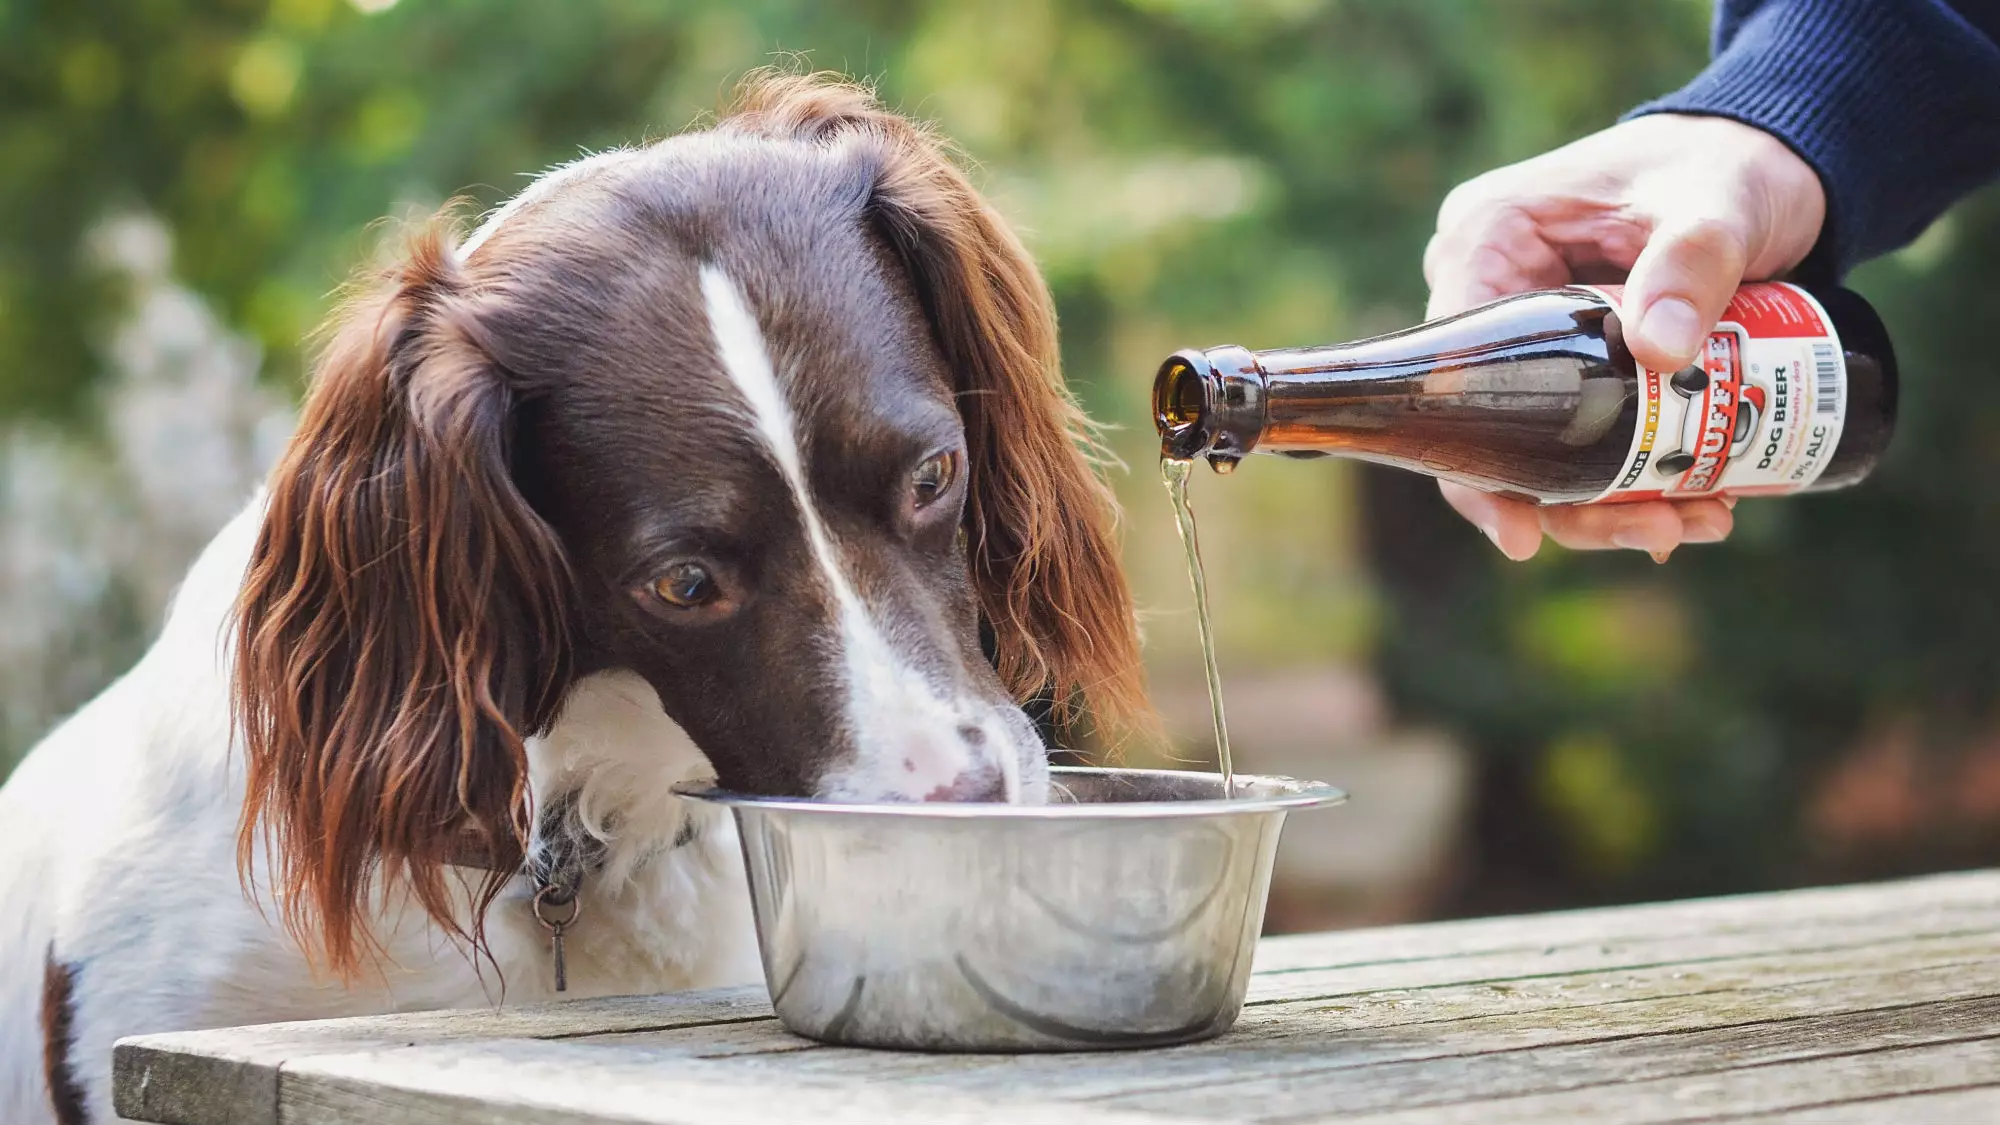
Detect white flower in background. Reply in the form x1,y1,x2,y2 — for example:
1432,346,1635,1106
0,214,295,773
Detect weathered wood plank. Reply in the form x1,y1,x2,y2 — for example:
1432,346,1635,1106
1241,930,2000,1031
113,987,771,1125
1251,870,2000,974
581,1020,815,1058
1726,1084,2000,1122
588,927,2000,1080
276,1039,1201,1125
274,968,2000,1124
107,871,2000,1125
1245,902,2000,1005
613,911,2000,1087
1303,1037,2000,1125
680,932,2000,1089
1107,997,2000,1120
135,889,2000,1124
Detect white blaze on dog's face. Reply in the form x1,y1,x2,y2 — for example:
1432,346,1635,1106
695,264,1037,802
465,133,1057,803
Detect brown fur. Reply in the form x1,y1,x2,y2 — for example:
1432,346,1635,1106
40,948,85,1125
232,71,1150,980
232,229,574,976
721,73,1149,740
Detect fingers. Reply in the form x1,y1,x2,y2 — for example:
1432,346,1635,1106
1675,498,1735,542
1439,482,1544,560
1443,482,1737,562
1539,501,1685,555
1422,236,1506,321
1620,215,1749,373
1424,193,1573,321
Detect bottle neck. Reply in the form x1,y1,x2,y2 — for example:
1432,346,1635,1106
1154,346,1268,462
1155,330,1469,462
1152,289,1635,500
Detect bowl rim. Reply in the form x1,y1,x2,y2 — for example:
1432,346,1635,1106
671,765,1347,819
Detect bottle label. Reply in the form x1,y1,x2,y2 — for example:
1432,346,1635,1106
1583,282,1846,504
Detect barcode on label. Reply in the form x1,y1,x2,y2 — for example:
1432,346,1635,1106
1813,343,1840,415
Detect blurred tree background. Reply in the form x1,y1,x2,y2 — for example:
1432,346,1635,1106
3,0,1996,921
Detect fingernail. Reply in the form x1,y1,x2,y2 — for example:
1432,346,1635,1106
1650,549,1673,565
1611,529,1656,552
1681,513,1728,543
1720,495,1739,510
1478,521,1538,562
1637,297,1703,366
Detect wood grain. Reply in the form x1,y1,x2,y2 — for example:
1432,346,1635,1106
276,1039,1207,1125
1314,1037,2000,1125
1247,869,2000,974
1243,898,2000,1003
1110,997,2000,1119
673,927,2000,1089
109,870,2000,1125
728,956,2000,1100
112,987,772,1125
1725,1084,2000,1122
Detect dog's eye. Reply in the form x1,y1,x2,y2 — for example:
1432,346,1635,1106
911,451,960,509
652,562,716,608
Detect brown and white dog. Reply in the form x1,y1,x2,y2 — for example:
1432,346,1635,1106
0,73,1147,1125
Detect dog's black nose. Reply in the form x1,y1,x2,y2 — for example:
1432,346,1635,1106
922,762,1007,802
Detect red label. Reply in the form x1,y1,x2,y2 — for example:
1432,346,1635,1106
1678,329,1745,493
1584,283,1826,339
1719,285,1828,338
1581,282,1846,504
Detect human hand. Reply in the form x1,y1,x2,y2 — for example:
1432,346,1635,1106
1423,113,1826,561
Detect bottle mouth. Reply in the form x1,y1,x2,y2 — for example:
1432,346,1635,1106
1153,352,1215,460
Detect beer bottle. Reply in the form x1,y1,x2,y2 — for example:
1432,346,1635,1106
1154,283,1896,504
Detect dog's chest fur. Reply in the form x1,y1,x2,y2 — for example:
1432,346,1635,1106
0,501,760,1125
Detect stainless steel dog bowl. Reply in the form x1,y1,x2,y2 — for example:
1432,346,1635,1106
674,767,1346,1052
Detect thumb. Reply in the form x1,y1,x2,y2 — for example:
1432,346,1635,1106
1620,216,1749,373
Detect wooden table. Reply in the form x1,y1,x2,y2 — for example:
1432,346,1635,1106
115,869,2000,1125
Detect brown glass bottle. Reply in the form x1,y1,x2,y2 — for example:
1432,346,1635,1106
1154,285,1896,504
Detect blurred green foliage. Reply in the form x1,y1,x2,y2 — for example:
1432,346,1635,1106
3,0,1996,911
0,0,1707,420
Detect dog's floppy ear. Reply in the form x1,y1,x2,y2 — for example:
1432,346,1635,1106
726,72,1152,745
233,222,573,977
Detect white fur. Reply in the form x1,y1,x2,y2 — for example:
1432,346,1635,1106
697,265,1027,803
0,496,762,1125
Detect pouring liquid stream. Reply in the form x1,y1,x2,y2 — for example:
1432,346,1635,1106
1161,456,1235,798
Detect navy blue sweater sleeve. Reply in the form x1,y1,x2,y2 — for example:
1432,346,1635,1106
1626,0,2000,279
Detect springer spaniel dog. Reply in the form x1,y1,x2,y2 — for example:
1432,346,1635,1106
0,73,1148,1125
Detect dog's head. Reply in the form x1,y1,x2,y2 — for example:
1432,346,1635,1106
232,73,1148,973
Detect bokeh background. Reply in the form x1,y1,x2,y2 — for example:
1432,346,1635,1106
5,0,1998,932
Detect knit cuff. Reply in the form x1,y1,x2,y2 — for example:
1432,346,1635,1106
1624,0,2000,278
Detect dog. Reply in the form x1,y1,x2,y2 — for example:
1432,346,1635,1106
0,72,1149,1124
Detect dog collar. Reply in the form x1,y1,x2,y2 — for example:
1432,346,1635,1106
440,794,605,992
